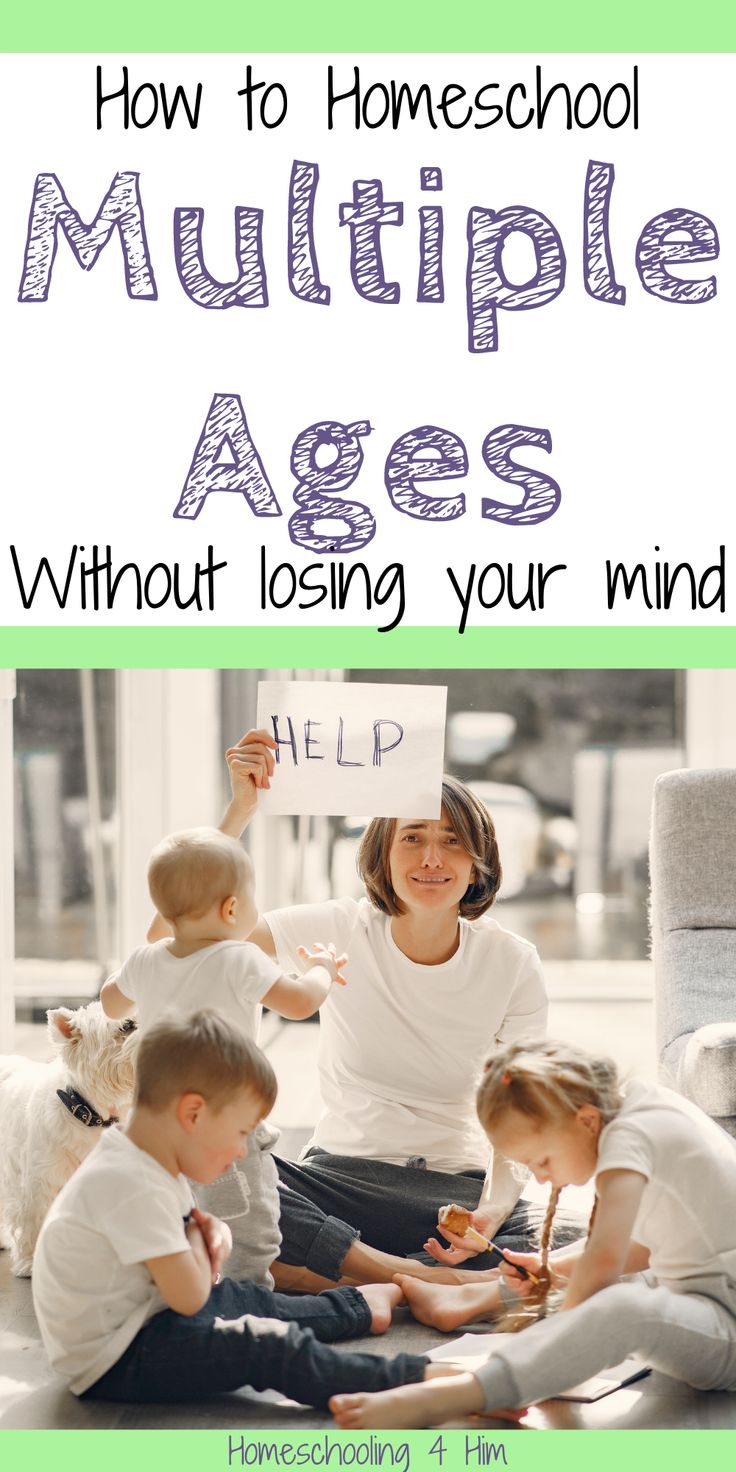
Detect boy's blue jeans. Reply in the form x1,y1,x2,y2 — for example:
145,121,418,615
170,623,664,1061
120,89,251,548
83,1280,427,1407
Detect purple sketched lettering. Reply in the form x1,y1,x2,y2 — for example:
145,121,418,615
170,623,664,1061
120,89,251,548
466,204,565,352
418,208,444,303
18,172,156,302
174,394,281,520
372,720,404,766
385,426,468,521
481,424,561,526
337,716,364,767
339,180,403,303
288,420,375,553
289,161,330,305
635,209,718,303
304,720,324,759
418,167,444,303
271,716,297,765
584,161,625,305
175,207,267,307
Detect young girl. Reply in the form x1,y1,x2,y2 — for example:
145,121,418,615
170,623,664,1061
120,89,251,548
330,1038,736,1428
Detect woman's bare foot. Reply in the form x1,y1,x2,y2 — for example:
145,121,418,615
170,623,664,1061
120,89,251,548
396,1273,501,1330
356,1281,404,1333
338,1239,504,1287
330,1370,484,1429
394,1259,501,1286
339,1240,429,1284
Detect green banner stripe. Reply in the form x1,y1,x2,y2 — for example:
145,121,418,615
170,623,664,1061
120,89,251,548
1,0,735,51
3,1428,736,1468
0,626,733,668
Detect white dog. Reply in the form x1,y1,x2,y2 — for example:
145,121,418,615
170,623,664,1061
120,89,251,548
0,1001,138,1276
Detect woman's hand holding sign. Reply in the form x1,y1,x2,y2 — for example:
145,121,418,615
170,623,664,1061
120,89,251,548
226,728,278,813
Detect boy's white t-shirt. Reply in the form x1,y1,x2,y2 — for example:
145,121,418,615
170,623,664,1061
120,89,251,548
264,895,547,1173
597,1079,736,1291
117,938,282,1039
33,1128,194,1395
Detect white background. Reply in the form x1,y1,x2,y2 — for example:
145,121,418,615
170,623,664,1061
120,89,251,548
0,54,733,628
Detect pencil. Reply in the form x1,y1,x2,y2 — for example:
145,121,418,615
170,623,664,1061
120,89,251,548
461,1224,539,1284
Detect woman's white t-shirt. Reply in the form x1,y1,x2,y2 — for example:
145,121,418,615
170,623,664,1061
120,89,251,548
265,896,547,1173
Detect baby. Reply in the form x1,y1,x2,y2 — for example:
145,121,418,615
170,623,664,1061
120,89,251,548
102,826,345,1286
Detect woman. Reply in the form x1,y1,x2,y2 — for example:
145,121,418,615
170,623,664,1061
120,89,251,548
219,729,580,1290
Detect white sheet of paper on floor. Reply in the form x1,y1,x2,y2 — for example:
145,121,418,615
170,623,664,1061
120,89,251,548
255,680,447,817
427,1332,650,1403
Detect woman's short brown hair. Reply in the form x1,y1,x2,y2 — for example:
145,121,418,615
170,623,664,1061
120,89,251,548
357,774,502,920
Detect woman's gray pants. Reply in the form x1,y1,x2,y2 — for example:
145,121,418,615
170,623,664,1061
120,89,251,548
276,1147,584,1280
475,1278,736,1408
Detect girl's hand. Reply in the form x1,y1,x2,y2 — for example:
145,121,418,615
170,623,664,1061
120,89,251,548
500,1249,558,1298
191,1208,232,1283
225,729,277,812
297,941,348,987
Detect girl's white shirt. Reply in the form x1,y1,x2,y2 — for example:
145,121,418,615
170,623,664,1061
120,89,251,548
597,1079,736,1299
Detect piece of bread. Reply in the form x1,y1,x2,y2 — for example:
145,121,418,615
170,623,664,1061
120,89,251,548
437,1204,490,1250
438,1203,472,1236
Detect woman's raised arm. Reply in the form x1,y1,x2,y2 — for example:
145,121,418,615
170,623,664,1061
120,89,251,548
222,728,278,836
147,729,279,945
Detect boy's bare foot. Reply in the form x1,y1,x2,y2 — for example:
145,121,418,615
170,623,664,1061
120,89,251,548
396,1273,501,1331
356,1281,404,1333
330,1386,430,1430
330,1370,484,1429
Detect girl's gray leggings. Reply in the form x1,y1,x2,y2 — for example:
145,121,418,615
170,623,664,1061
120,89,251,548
475,1279,736,1410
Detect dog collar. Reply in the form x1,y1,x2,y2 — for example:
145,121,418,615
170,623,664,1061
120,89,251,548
56,1087,118,1129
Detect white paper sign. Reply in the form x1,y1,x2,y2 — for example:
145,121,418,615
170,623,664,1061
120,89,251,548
255,681,447,817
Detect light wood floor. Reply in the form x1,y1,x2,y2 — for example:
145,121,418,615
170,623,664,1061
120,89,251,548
2,1000,735,1429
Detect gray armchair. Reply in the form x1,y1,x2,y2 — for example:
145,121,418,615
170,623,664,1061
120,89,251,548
650,768,736,1138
